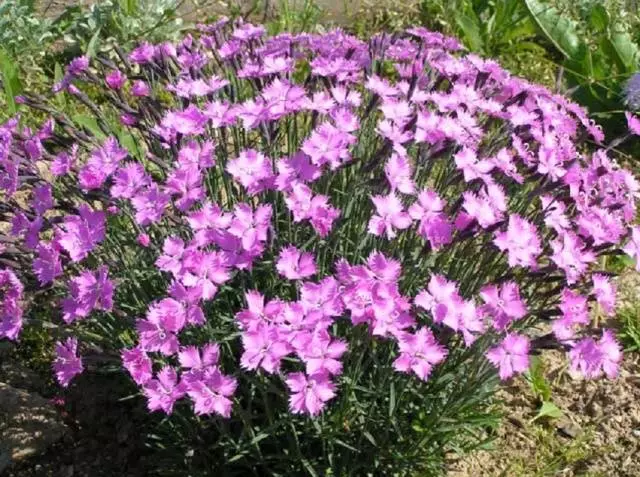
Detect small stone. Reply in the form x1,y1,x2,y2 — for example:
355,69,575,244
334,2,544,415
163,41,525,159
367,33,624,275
556,418,582,438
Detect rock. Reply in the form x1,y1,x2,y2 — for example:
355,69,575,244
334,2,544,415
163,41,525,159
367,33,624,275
556,418,582,439
0,382,67,464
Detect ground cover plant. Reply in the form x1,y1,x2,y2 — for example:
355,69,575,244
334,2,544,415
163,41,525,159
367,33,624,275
2,16,640,476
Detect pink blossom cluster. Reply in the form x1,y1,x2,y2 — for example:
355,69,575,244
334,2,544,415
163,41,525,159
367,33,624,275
1,19,638,420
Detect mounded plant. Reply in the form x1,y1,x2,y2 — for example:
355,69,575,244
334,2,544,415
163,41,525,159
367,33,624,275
2,18,640,475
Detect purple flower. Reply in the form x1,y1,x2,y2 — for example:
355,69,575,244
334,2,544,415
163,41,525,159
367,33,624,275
137,298,186,356
486,333,530,380
165,165,205,211
51,146,78,177
105,70,126,90
53,337,83,387
285,371,336,416
143,366,185,414
393,327,447,381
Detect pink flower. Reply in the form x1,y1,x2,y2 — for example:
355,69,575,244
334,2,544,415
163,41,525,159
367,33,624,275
105,70,126,90
493,215,542,269
625,111,640,136
143,366,185,414
276,246,317,280
550,232,596,284
569,330,622,379
226,149,275,195
57,205,106,262
302,123,354,170
33,242,62,285
393,327,447,381
454,147,493,183
298,329,347,376
179,343,220,371
623,226,640,271
385,153,415,194
462,183,507,229
137,298,187,356
184,368,237,417
156,237,186,277
53,337,83,387
240,324,290,373
137,233,151,247
62,266,114,323
161,105,208,136
131,80,150,97
165,165,204,211
368,193,412,239
486,333,530,380
479,282,528,330
409,189,452,249
122,347,153,385
0,269,24,341
592,274,616,316
131,185,170,226
553,288,590,340
110,163,149,199
285,372,336,416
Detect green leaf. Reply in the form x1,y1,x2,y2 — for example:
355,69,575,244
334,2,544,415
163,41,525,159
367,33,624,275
73,114,107,139
606,29,639,72
531,401,563,422
588,4,609,32
0,48,22,115
455,13,484,53
525,356,551,402
86,27,102,57
54,62,67,109
523,0,581,58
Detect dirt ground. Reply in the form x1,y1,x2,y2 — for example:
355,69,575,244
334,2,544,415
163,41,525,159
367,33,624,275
449,350,640,477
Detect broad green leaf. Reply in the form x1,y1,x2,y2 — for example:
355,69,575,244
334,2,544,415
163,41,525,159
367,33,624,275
588,4,609,32
531,401,563,422
523,0,580,58
0,48,22,115
73,114,107,139
606,29,639,73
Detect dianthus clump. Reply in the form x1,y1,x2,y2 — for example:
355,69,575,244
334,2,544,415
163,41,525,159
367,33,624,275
1,17,639,474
